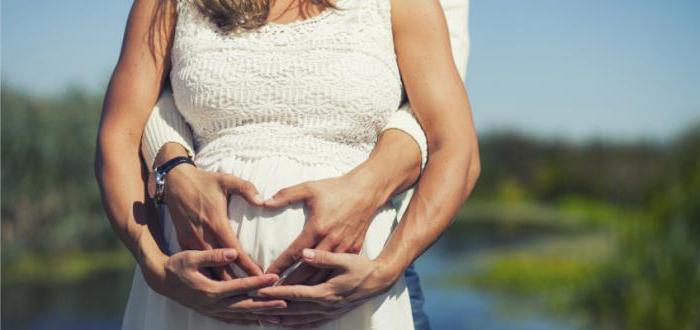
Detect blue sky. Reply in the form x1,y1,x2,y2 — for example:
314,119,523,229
2,0,699,141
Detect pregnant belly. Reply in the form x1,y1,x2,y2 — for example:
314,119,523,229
161,155,397,275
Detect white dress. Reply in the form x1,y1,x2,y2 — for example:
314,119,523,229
122,0,414,329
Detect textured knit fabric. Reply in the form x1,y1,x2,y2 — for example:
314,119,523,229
124,0,414,329
137,1,471,329
139,0,471,227
141,88,195,167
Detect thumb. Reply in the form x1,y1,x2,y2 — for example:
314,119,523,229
300,249,350,270
190,248,238,268
264,183,312,208
218,174,263,206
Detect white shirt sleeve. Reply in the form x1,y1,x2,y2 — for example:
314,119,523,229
141,88,196,170
388,0,470,217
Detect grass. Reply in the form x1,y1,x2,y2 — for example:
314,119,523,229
2,248,134,286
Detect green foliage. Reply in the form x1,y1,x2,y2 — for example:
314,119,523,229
576,126,700,330
1,85,698,329
475,132,668,206
2,249,134,285
1,86,118,263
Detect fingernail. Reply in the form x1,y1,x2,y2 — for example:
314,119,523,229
263,316,279,324
302,249,315,260
255,194,264,203
224,249,236,260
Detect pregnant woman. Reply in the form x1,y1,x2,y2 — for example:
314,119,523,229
95,0,478,329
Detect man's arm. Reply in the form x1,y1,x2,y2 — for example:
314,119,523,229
95,0,283,324
368,0,481,282
256,0,480,312
388,0,470,219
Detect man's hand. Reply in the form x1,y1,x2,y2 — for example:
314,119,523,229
164,164,264,278
263,173,385,283
142,248,287,325
256,249,399,328
263,129,423,284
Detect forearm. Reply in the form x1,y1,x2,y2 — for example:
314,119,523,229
95,138,167,274
371,0,482,280
376,138,479,280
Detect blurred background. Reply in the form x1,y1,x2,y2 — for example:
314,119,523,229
2,0,699,329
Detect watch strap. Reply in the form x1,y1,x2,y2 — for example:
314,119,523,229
155,156,195,175
153,156,195,203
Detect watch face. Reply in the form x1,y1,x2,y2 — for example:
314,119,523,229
147,171,157,200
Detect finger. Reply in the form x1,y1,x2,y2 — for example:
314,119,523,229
347,236,364,255
255,301,333,316
212,274,281,298
301,239,338,284
218,174,263,206
266,228,318,274
209,264,237,281
263,183,311,208
199,230,236,280
256,284,331,303
333,236,355,254
300,249,352,270
189,249,238,268
209,218,264,276
217,296,288,312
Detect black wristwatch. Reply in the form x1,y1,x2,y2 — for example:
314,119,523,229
147,156,195,204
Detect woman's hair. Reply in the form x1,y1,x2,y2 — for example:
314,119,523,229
148,0,338,63
193,0,338,33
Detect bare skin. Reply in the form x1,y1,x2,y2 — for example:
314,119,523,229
96,0,423,325
96,0,478,327
155,126,423,287
257,0,481,326
95,0,286,325
149,0,481,325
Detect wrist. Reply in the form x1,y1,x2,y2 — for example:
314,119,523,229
370,258,404,289
153,142,191,169
345,161,397,208
163,163,198,200
149,156,195,204
136,228,168,291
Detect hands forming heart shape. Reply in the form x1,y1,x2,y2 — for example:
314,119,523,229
158,164,393,326
164,164,380,279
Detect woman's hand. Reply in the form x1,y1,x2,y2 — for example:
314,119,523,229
263,172,382,281
256,249,399,328
142,248,287,325
164,163,265,278
264,130,422,283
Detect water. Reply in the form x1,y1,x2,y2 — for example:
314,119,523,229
3,243,580,330
415,246,581,330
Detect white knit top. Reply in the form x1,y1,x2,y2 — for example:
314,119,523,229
151,0,397,172
142,0,469,214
